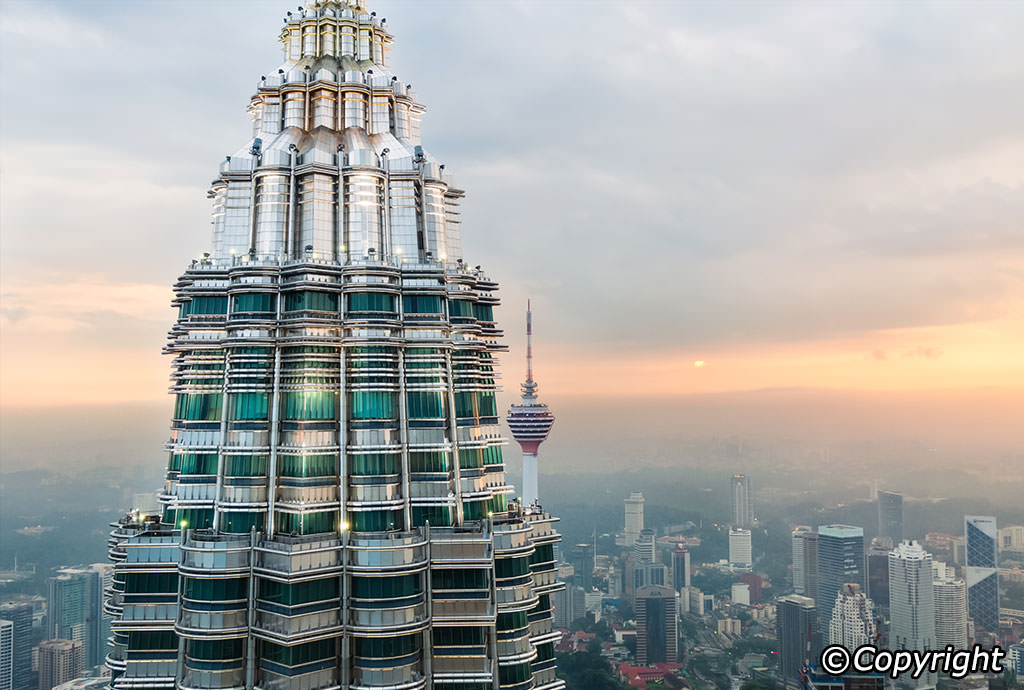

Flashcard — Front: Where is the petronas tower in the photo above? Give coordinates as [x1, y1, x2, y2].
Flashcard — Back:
[103, 3, 563, 690]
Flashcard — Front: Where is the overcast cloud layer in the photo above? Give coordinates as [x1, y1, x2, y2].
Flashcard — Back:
[2, 0, 1024, 408]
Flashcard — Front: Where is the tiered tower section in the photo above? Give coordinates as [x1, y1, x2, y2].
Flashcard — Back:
[505, 304, 555, 508]
[102, 3, 563, 690]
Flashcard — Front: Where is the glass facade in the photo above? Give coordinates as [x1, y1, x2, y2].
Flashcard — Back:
[102, 3, 564, 690]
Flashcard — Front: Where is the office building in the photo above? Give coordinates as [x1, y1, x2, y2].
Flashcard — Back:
[731, 583, 750, 607]
[571, 543, 595, 591]
[739, 573, 763, 604]
[888, 541, 935, 689]
[98, 3, 564, 690]
[0, 603, 31, 690]
[828, 584, 876, 649]
[731, 474, 752, 527]
[933, 567, 968, 649]
[506, 303, 555, 507]
[1008, 643, 1024, 675]
[866, 537, 893, 614]
[778, 595, 818, 690]
[636, 585, 677, 665]
[671, 547, 691, 591]
[46, 566, 111, 670]
[0, 620, 12, 690]
[792, 527, 818, 597]
[877, 490, 903, 544]
[818, 525, 865, 631]
[729, 528, 753, 571]
[964, 515, 999, 631]
[624, 492, 645, 547]
[634, 529, 656, 564]
[37, 641, 82, 690]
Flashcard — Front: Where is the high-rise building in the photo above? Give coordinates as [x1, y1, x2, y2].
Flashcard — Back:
[0, 620, 12, 690]
[624, 492, 645, 547]
[731, 583, 751, 607]
[46, 566, 110, 670]
[729, 528, 752, 571]
[37, 641, 82, 690]
[671, 547, 691, 591]
[888, 542, 935, 689]
[792, 527, 818, 597]
[817, 525, 865, 632]
[100, 3, 564, 690]
[964, 515, 999, 632]
[571, 543, 595, 591]
[506, 302, 554, 507]
[932, 565, 968, 649]
[0, 603, 32, 690]
[778, 595, 818, 690]
[636, 585, 677, 665]
[877, 490, 903, 544]
[1009, 643, 1024, 675]
[866, 536, 893, 614]
[828, 584, 876, 649]
[634, 529, 656, 564]
[731, 474, 752, 527]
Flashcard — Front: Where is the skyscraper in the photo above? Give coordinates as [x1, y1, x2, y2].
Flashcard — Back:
[624, 492, 645, 546]
[507, 303, 555, 508]
[0, 603, 31, 690]
[888, 542, 935, 689]
[634, 529, 656, 564]
[0, 620, 12, 690]
[792, 526, 818, 597]
[866, 537, 893, 614]
[877, 490, 903, 543]
[101, 3, 563, 690]
[729, 528, 753, 571]
[571, 543, 595, 592]
[46, 566, 110, 670]
[778, 595, 818, 690]
[671, 547, 691, 592]
[731, 474, 752, 527]
[817, 525, 865, 632]
[37, 641, 82, 690]
[828, 584, 877, 649]
[933, 566, 968, 649]
[636, 585, 677, 665]
[964, 515, 999, 632]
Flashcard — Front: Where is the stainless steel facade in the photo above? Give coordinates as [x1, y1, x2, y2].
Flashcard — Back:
[103, 3, 563, 690]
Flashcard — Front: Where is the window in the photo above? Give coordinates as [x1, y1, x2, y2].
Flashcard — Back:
[495, 556, 530, 579]
[433, 627, 485, 647]
[482, 445, 503, 466]
[180, 296, 227, 317]
[473, 303, 493, 322]
[221, 512, 264, 534]
[174, 393, 222, 421]
[260, 578, 338, 605]
[346, 292, 396, 313]
[448, 300, 473, 318]
[350, 509, 404, 532]
[498, 661, 532, 685]
[348, 391, 395, 419]
[496, 611, 529, 633]
[351, 574, 420, 599]
[530, 544, 555, 565]
[231, 393, 269, 420]
[412, 506, 452, 527]
[477, 392, 497, 417]
[128, 630, 177, 651]
[463, 500, 487, 521]
[409, 451, 449, 473]
[281, 391, 336, 420]
[224, 455, 267, 476]
[403, 295, 442, 314]
[453, 392, 475, 418]
[406, 390, 445, 419]
[488, 493, 508, 514]
[278, 454, 335, 477]
[349, 453, 399, 476]
[432, 569, 487, 590]
[183, 577, 248, 601]
[231, 293, 276, 313]
[188, 638, 244, 661]
[124, 572, 178, 594]
[353, 634, 419, 659]
[458, 448, 483, 470]
[261, 639, 334, 667]
[284, 290, 338, 312]
[175, 508, 213, 529]
[275, 510, 335, 535]
[177, 453, 218, 475]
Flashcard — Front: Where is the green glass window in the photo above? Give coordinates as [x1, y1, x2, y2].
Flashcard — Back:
[463, 500, 487, 521]
[432, 569, 487, 590]
[411, 506, 453, 527]
[260, 578, 338, 605]
[348, 391, 395, 419]
[187, 638, 244, 661]
[231, 293, 276, 313]
[453, 392, 475, 418]
[275, 510, 335, 535]
[174, 393, 222, 421]
[482, 445, 503, 466]
[406, 391, 445, 419]
[353, 634, 420, 659]
[349, 453, 399, 476]
[282, 391, 336, 420]
[499, 662, 532, 685]
[458, 448, 483, 470]
[175, 508, 212, 529]
[180, 296, 228, 317]
[124, 572, 178, 594]
[284, 290, 338, 312]
[278, 454, 335, 477]
[128, 630, 178, 651]
[488, 493, 508, 514]
[183, 577, 248, 601]
[409, 451, 449, 473]
[448, 300, 473, 318]
[496, 611, 529, 632]
[224, 455, 267, 476]
[346, 292, 396, 313]
[402, 295, 442, 314]
[432, 627, 485, 647]
[477, 392, 497, 417]
[530, 543, 555, 565]
[351, 574, 421, 599]
[473, 303, 493, 321]
[350, 509, 404, 532]
[231, 393, 269, 420]
[177, 453, 218, 475]
[495, 556, 530, 579]
[221, 512, 264, 534]
[261, 639, 334, 667]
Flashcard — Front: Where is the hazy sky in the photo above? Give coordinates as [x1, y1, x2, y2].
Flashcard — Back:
[2, 1, 1023, 440]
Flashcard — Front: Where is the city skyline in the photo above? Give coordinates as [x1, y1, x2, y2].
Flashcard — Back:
[2, 2, 1023, 461]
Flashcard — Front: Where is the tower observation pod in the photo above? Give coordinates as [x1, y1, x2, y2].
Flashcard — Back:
[506, 302, 556, 508]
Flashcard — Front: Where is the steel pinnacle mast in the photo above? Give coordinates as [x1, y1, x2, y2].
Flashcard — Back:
[506, 303, 555, 508]
[102, 3, 564, 690]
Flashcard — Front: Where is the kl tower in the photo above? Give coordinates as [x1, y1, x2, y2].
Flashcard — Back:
[506, 301, 555, 507]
